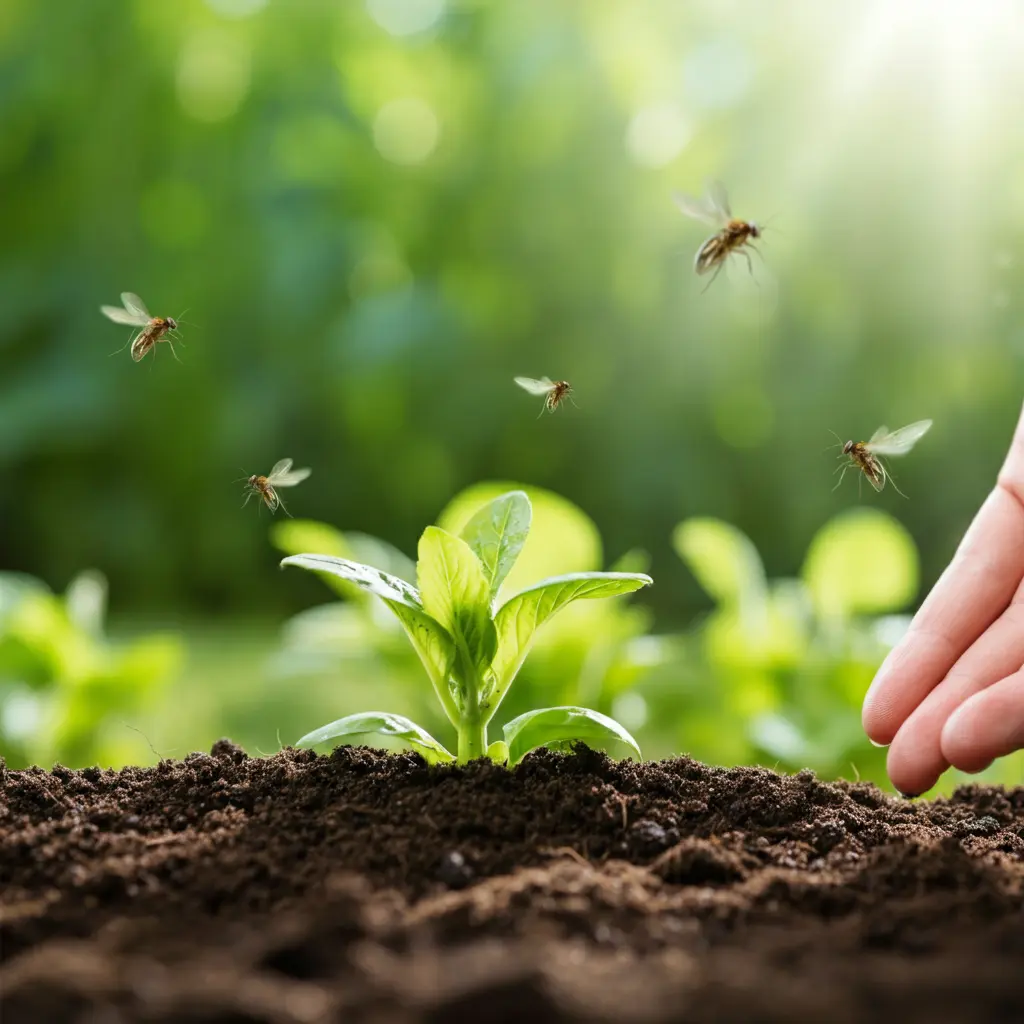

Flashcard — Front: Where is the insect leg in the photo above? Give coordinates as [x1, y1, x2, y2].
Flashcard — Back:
[883, 461, 909, 498]
[832, 463, 849, 491]
[109, 330, 139, 358]
[700, 262, 725, 294]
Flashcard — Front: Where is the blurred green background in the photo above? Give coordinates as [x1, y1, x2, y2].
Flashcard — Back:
[3, 0, 1024, 791]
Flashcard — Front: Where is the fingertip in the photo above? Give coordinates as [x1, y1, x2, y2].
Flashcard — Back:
[941, 700, 988, 771]
[941, 683, 1022, 772]
[886, 725, 947, 799]
[862, 671, 900, 745]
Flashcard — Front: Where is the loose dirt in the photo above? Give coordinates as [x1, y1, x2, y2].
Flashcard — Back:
[2, 741, 1023, 1023]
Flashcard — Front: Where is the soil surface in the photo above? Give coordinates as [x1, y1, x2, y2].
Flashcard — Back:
[2, 741, 1024, 1023]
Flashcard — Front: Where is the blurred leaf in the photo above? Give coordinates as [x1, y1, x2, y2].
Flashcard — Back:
[417, 527, 497, 676]
[459, 490, 532, 602]
[503, 705, 640, 766]
[749, 712, 808, 764]
[610, 548, 651, 574]
[111, 635, 183, 691]
[673, 518, 767, 609]
[802, 509, 918, 618]
[490, 572, 652, 707]
[273, 520, 349, 559]
[0, 573, 49, 624]
[65, 570, 107, 637]
[295, 711, 454, 764]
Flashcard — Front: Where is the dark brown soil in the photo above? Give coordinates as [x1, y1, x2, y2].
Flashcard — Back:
[2, 741, 1024, 1023]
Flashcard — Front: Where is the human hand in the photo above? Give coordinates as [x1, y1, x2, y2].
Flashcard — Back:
[862, 400, 1024, 795]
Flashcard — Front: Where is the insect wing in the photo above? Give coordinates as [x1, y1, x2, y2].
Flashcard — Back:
[121, 293, 150, 319]
[130, 331, 155, 361]
[271, 466, 311, 488]
[865, 420, 932, 457]
[101, 305, 150, 326]
[706, 180, 733, 220]
[863, 456, 886, 491]
[694, 235, 727, 275]
[514, 376, 555, 396]
[672, 191, 726, 227]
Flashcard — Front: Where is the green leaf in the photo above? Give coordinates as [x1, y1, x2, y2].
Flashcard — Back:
[417, 527, 498, 675]
[384, 601, 459, 724]
[295, 711, 455, 764]
[802, 509, 918, 618]
[281, 553, 423, 610]
[273, 522, 416, 601]
[459, 491, 532, 602]
[486, 739, 509, 764]
[490, 572, 652, 709]
[281, 552, 458, 723]
[503, 706, 641, 766]
[673, 518, 767, 608]
[437, 482, 602, 596]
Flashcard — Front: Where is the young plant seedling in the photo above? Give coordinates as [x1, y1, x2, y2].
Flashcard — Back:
[282, 490, 652, 765]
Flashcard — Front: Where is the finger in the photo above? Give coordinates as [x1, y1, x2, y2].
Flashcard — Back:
[942, 666, 1024, 772]
[883, 601, 1024, 794]
[862, 485, 1024, 744]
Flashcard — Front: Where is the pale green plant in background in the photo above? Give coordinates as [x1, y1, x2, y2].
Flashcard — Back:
[636, 509, 923, 784]
[0, 571, 182, 769]
[281, 489, 652, 764]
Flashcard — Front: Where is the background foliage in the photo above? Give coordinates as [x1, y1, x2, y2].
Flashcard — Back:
[3, 0, 1024, 790]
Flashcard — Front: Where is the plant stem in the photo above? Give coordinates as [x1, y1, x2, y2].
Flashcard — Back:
[457, 715, 487, 762]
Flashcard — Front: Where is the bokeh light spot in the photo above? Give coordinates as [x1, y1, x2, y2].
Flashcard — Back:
[177, 30, 251, 123]
[625, 103, 692, 168]
[366, 0, 445, 37]
[612, 692, 649, 731]
[373, 97, 440, 164]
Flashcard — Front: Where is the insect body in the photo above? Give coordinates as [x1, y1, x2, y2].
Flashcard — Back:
[243, 458, 311, 515]
[514, 376, 573, 415]
[673, 182, 762, 289]
[100, 292, 180, 362]
[835, 420, 932, 495]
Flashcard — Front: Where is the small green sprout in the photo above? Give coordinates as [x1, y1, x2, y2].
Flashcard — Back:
[282, 490, 652, 765]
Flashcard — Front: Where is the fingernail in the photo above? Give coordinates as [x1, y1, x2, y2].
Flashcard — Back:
[869, 739, 888, 748]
